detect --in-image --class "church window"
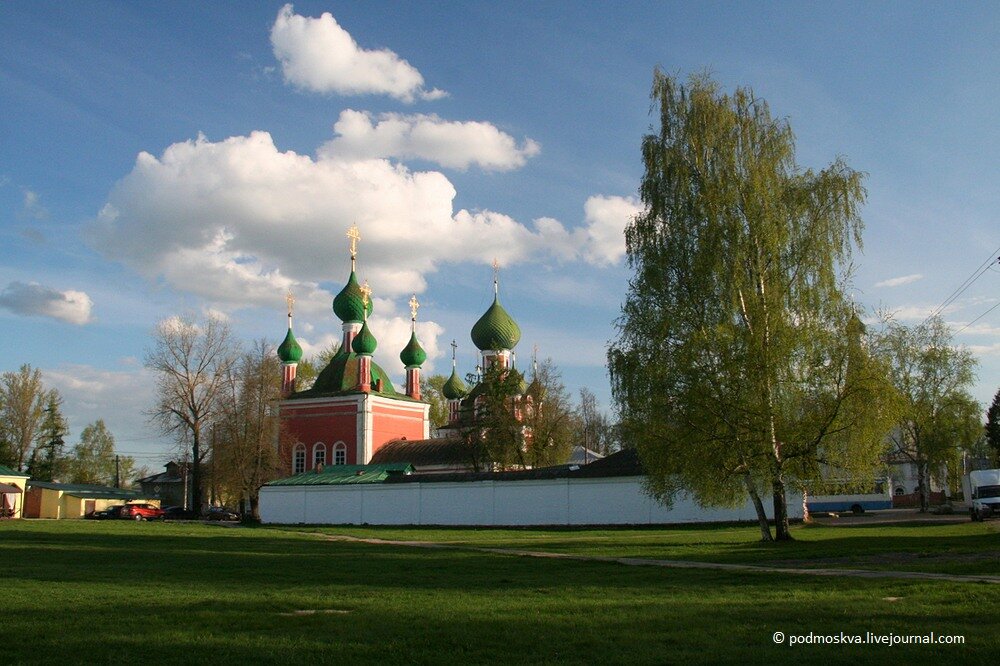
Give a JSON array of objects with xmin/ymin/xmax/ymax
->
[
  {"xmin": 293, "ymin": 444, "xmax": 306, "ymax": 474},
  {"xmin": 333, "ymin": 442, "xmax": 347, "ymax": 465},
  {"xmin": 313, "ymin": 442, "xmax": 327, "ymax": 468}
]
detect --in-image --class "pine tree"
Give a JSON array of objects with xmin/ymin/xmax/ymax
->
[{"xmin": 985, "ymin": 388, "xmax": 1000, "ymax": 461}]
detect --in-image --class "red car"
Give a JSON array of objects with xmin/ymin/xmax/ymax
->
[{"xmin": 121, "ymin": 503, "xmax": 165, "ymax": 521}]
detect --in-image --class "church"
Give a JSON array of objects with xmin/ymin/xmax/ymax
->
[{"xmin": 274, "ymin": 226, "xmax": 523, "ymax": 476}]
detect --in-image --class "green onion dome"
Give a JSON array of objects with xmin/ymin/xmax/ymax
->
[
  {"xmin": 277, "ymin": 326, "xmax": 303, "ymax": 364},
  {"xmin": 399, "ymin": 330, "xmax": 427, "ymax": 368},
  {"xmin": 470, "ymin": 295, "xmax": 521, "ymax": 351},
  {"xmin": 442, "ymin": 367, "xmax": 468, "ymax": 400},
  {"xmin": 332, "ymin": 271, "xmax": 373, "ymax": 323},
  {"xmin": 352, "ymin": 320, "xmax": 378, "ymax": 355}
]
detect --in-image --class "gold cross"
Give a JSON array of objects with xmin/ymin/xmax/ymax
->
[
  {"xmin": 408, "ymin": 294, "xmax": 420, "ymax": 322},
  {"xmin": 360, "ymin": 280, "xmax": 372, "ymax": 309},
  {"xmin": 285, "ymin": 291, "xmax": 295, "ymax": 317},
  {"xmin": 450, "ymin": 339, "xmax": 458, "ymax": 365},
  {"xmin": 346, "ymin": 224, "xmax": 361, "ymax": 259},
  {"xmin": 492, "ymin": 258, "xmax": 500, "ymax": 295}
]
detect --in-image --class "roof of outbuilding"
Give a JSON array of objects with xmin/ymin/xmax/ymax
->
[
  {"xmin": 0, "ymin": 465, "xmax": 29, "ymax": 478},
  {"xmin": 26, "ymin": 480, "xmax": 147, "ymax": 499},
  {"xmin": 370, "ymin": 437, "xmax": 474, "ymax": 467},
  {"xmin": 265, "ymin": 463, "xmax": 414, "ymax": 486}
]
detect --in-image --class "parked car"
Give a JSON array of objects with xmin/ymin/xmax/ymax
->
[
  {"xmin": 121, "ymin": 503, "xmax": 165, "ymax": 521},
  {"xmin": 86, "ymin": 505, "xmax": 124, "ymax": 520},
  {"xmin": 204, "ymin": 507, "xmax": 240, "ymax": 521},
  {"xmin": 162, "ymin": 505, "xmax": 199, "ymax": 520}
]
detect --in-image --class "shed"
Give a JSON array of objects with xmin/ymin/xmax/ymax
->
[
  {"xmin": 24, "ymin": 481, "xmax": 158, "ymax": 519},
  {"xmin": 0, "ymin": 465, "xmax": 30, "ymax": 519}
]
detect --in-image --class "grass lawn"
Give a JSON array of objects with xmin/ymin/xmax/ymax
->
[
  {"xmin": 293, "ymin": 520, "xmax": 1000, "ymax": 575},
  {"xmin": 3, "ymin": 520, "xmax": 996, "ymax": 664}
]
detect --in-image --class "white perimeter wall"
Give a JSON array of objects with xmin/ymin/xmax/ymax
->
[{"xmin": 260, "ymin": 476, "xmax": 804, "ymax": 526}]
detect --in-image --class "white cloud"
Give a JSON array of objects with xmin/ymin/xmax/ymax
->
[
  {"xmin": 875, "ymin": 273, "xmax": 923, "ymax": 288},
  {"xmin": 968, "ymin": 342, "xmax": 1000, "ymax": 356},
  {"xmin": 320, "ymin": 110, "xmax": 539, "ymax": 171},
  {"xmin": 270, "ymin": 4, "xmax": 445, "ymax": 102},
  {"xmin": 0, "ymin": 281, "xmax": 93, "ymax": 325},
  {"xmin": 532, "ymin": 195, "xmax": 642, "ymax": 266},
  {"xmin": 22, "ymin": 189, "xmax": 49, "ymax": 220}
]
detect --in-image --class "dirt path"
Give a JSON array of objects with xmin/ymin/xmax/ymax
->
[{"xmin": 299, "ymin": 531, "xmax": 1000, "ymax": 585}]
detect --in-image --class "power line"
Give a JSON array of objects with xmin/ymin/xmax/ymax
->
[
  {"xmin": 956, "ymin": 300, "xmax": 1000, "ymax": 335},
  {"xmin": 922, "ymin": 244, "xmax": 1000, "ymax": 325}
]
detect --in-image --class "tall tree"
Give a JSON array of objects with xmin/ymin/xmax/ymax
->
[
  {"xmin": 67, "ymin": 419, "xmax": 131, "ymax": 486},
  {"xmin": 460, "ymin": 364, "xmax": 528, "ymax": 471},
  {"xmin": 28, "ymin": 391, "xmax": 69, "ymax": 481},
  {"xmin": 421, "ymin": 374, "xmax": 449, "ymax": 430},
  {"xmin": 576, "ymin": 388, "xmax": 617, "ymax": 457},
  {"xmin": 213, "ymin": 339, "xmax": 284, "ymax": 520},
  {"xmin": 986, "ymin": 387, "xmax": 1000, "ymax": 462},
  {"xmin": 609, "ymin": 71, "xmax": 895, "ymax": 541},
  {"xmin": 145, "ymin": 314, "xmax": 237, "ymax": 511},
  {"xmin": 0, "ymin": 364, "xmax": 48, "ymax": 471},
  {"xmin": 522, "ymin": 359, "xmax": 575, "ymax": 468},
  {"xmin": 883, "ymin": 316, "xmax": 981, "ymax": 511}
]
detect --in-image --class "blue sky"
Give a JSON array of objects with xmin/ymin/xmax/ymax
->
[{"xmin": 1, "ymin": 2, "xmax": 998, "ymax": 468}]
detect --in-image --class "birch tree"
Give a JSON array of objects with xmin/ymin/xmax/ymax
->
[{"xmin": 609, "ymin": 71, "xmax": 896, "ymax": 541}]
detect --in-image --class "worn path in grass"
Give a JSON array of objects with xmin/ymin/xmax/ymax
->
[{"xmin": 294, "ymin": 530, "xmax": 1000, "ymax": 585}]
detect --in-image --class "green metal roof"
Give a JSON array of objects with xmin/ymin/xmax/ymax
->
[
  {"xmin": 291, "ymin": 346, "xmax": 407, "ymax": 399},
  {"xmin": 399, "ymin": 330, "xmax": 427, "ymax": 368},
  {"xmin": 277, "ymin": 326, "xmax": 304, "ymax": 363},
  {"xmin": 442, "ymin": 367, "xmax": 468, "ymax": 400},
  {"xmin": 471, "ymin": 295, "xmax": 521, "ymax": 351},
  {"xmin": 266, "ymin": 463, "xmax": 414, "ymax": 486},
  {"xmin": 352, "ymin": 319, "xmax": 378, "ymax": 355},
  {"xmin": 0, "ymin": 465, "xmax": 29, "ymax": 478},
  {"xmin": 332, "ymin": 270, "xmax": 373, "ymax": 324},
  {"xmin": 27, "ymin": 480, "xmax": 146, "ymax": 499}
]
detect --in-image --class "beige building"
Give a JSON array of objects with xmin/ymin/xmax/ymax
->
[
  {"xmin": 0, "ymin": 465, "xmax": 30, "ymax": 519},
  {"xmin": 24, "ymin": 481, "xmax": 158, "ymax": 519}
]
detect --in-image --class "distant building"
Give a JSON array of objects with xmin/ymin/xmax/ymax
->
[
  {"xmin": 23, "ymin": 480, "xmax": 157, "ymax": 519},
  {"xmin": 137, "ymin": 461, "xmax": 193, "ymax": 509},
  {"xmin": 0, "ymin": 465, "xmax": 30, "ymax": 519}
]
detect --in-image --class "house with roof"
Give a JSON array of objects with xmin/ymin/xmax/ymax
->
[
  {"xmin": 137, "ymin": 461, "xmax": 193, "ymax": 509},
  {"xmin": 23, "ymin": 480, "xmax": 158, "ymax": 519},
  {"xmin": 0, "ymin": 465, "xmax": 30, "ymax": 519}
]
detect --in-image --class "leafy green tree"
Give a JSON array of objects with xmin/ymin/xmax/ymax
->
[
  {"xmin": 68, "ymin": 419, "xmax": 126, "ymax": 486},
  {"xmin": 522, "ymin": 359, "xmax": 575, "ymax": 468},
  {"xmin": 986, "ymin": 388, "xmax": 1000, "ymax": 462},
  {"xmin": 460, "ymin": 364, "xmax": 528, "ymax": 471},
  {"xmin": 609, "ymin": 71, "xmax": 896, "ymax": 541},
  {"xmin": 421, "ymin": 374, "xmax": 449, "ymax": 430},
  {"xmin": 28, "ymin": 392, "xmax": 69, "ymax": 481},
  {"xmin": 883, "ymin": 316, "xmax": 981, "ymax": 511},
  {"xmin": 212, "ymin": 339, "xmax": 284, "ymax": 520},
  {"xmin": 0, "ymin": 364, "xmax": 48, "ymax": 471}
]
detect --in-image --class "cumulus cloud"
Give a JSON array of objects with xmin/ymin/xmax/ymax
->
[
  {"xmin": 875, "ymin": 273, "xmax": 923, "ymax": 288},
  {"xmin": 270, "ymin": 4, "xmax": 445, "ymax": 102},
  {"xmin": 533, "ymin": 195, "xmax": 642, "ymax": 266},
  {"xmin": 320, "ymin": 110, "xmax": 539, "ymax": 171},
  {"xmin": 0, "ymin": 281, "xmax": 93, "ymax": 324}
]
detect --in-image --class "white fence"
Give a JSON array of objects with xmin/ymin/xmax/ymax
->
[{"xmin": 260, "ymin": 476, "xmax": 804, "ymax": 526}]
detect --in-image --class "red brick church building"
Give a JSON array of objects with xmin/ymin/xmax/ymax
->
[{"xmin": 274, "ymin": 228, "xmax": 523, "ymax": 476}]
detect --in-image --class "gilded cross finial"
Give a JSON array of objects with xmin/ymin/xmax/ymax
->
[
  {"xmin": 285, "ymin": 291, "xmax": 295, "ymax": 326},
  {"xmin": 347, "ymin": 224, "xmax": 361, "ymax": 269},
  {"xmin": 450, "ymin": 339, "xmax": 458, "ymax": 366},
  {"xmin": 492, "ymin": 258, "xmax": 500, "ymax": 295},
  {"xmin": 408, "ymin": 294, "xmax": 420, "ymax": 322},
  {"xmin": 360, "ymin": 279, "xmax": 371, "ymax": 317}
]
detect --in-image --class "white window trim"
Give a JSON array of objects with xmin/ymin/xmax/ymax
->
[
  {"xmin": 313, "ymin": 442, "xmax": 327, "ymax": 468},
  {"xmin": 333, "ymin": 441, "xmax": 347, "ymax": 465},
  {"xmin": 292, "ymin": 444, "xmax": 306, "ymax": 474}
]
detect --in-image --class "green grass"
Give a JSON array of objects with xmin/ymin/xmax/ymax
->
[
  {"xmin": 289, "ymin": 520, "xmax": 1000, "ymax": 575},
  {"xmin": 3, "ymin": 520, "xmax": 996, "ymax": 664}
]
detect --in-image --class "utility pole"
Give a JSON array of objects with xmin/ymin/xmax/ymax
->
[{"xmin": 114, "ymin": 455, "xmax": 120, "ymax": 488}]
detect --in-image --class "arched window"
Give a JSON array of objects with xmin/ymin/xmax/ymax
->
[
  {"xmin": 292, "ymin": 444, "xmax": 306, "ymax": 474},
  {"xmin": 313, "ymin": 442, "xmax": 327, "ymax": 469},
  {"xmin": 333, "ymin": 441, "xmax": 347, "ymax": 465}
]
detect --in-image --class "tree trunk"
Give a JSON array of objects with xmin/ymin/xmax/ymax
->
[
  {"xmin": 192, "ymin": 430, "xmax": 203, "ymax": 513},
  {"xmin": 744, "ymin": 473, "xmax": 773, "ymax": 541},
  {"xmin": 917, "ymin": 460, "xmax": 930, "ymax": 513},
  {"xmin": 772, "ymin": 476, "xmax": 793, "ymax": 541},
  {"xmin": 249, "ymin": 492, "xmax": 260, "ymax": 522}
]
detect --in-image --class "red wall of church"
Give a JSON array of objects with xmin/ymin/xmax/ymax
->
[
  {"xmin": 371, "ymin": 402, "xmax": 426, "ymax": 457},
  {"xmin": 281, "ymin": 402, "xmax": 360, "ymax": 472}
]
